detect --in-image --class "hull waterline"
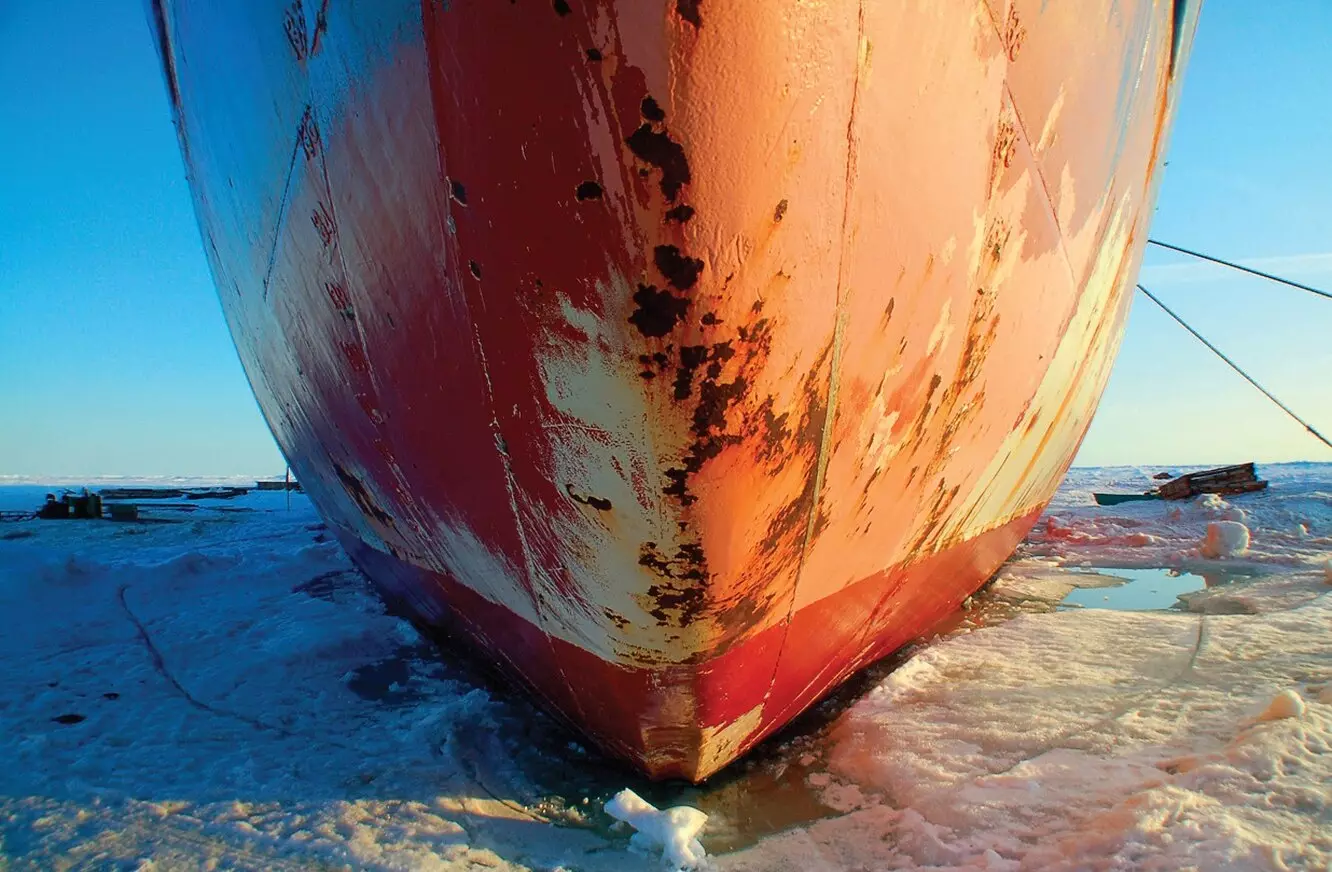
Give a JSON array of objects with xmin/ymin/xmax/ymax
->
[{"xmin": 151, "ymin": 0, "xmax": 1199, "ymax": 780}]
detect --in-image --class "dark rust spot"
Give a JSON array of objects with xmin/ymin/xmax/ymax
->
[
  {"xmin": 639, "ymin": 541, "xmax": 671, "ymax": 575},
  {"xmin": 662, "ymin": 320, "xmax": 772, "ymax": 506},
  {"xmin": 626, "ymin": 125, "xmax": 691, "ymax": 200},
  {"xmin": 449, "ymin": 179, "xmax": 467, "ymax": 205},
  {"xmin": 773, "ymin": 199, "xmax": 788, "ymax": 222},
  {"xmin": 469, "ymin": 260, "xmax": 482, "ymax": 279},
  {"xmin": 553, "ymin": 0, "xmax": 571, "ymax": 16},
  {"xmin": 103, "ymin": 692, "xmax": 119, "ymax": 700},
  {"xmin": 628, "ymin": 284, "xmax": 689, "ymax": 338},
  {"xmin": 676, "ymin": 0, "xmax": 701, "ymax": 27},
  {"xmin": 701, "ymin": 312, "xmax": 720, "ymax": 326},
  {"xmin": 641, "ymin": 96, "xmax": 665, "ymax": 122},
  {"xmin": 638, "ymin": 542, "xmax": 709, "ymax": 626},
  {"xmin": 654, "ymin": 245, "xmax": 703, "ymax": 291},
  {"xmin": 758, "ymin": 397, "xmax": 791, "ymax": 460},
  {"xmin": 586, "ymin": 47, "xmax": 603, "ymax": 61},
  {"xmin": 665, "ymin": 204, "xmax": 695, "ymax": 223},
  {"xmin": 673, "ymin": 345, "xmax": 708, "ymax": 400},
  {"xmin": 693, "ymin": 376, "xmax": 746, "ymax": 440},
  {"xmin": 53, "ymin": 714, "xmax": 85, "ymax": 725},
  {"xmin": 566, "ymin": 485, "xmax": 612, "ymax": 511},
  {"xmin": 663, "ymin": 468, "xmax": 692, "ymax": 505},
  {"xmin": 334, "ymin": 463, "xmax": 395, "ymax": 528},
  {"xmin": 575, "ymin": 180, "xmax": 603, "ymax": 200}
]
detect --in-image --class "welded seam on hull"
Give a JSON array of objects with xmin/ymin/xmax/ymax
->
[
  {"xmin": 973, "ymin": 0, "xmax": 1083, "ymax": 294},
  {"xmin": 279, "ymin": 13, "xmax": 435, "ymax": 546},
  {"xmin": 800, "ymin": 313, "xmax": 848, "ymax": 561},
  {"xmin": 985, "ymin": 1, "xmax": 1165, "ymax": 295},
  {"xmin": 761, "ymin": 0, "xmax": 867, "ymax": 706},
  {"xmin": 408, "ymin": 5, "xmax": 589, "ymax": 726},
  {"xmin": 308, "ymin": 95, "xmax": 435, "ymax": 542},
  {"xmin": 948, "ymin": 3, "xmax": 1115, "ymax": 529},
  {"xmin": 963, "ymin": 8, "xmax": 1172, "ymax": 536},
  {"xmin": 313, "ymin": 115, "xmax": 381, "ymax": 400},
  {"xmin": 468, "ymin": 325, "xmax": 591, "ymax": 724},
  {"xmin": 260, "ymin": 106, "xmax": 311, "ymax": 301}
]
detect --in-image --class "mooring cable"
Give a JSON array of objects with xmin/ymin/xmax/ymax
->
[
  {"xmin": 1147, "ymin": 239, "xmax": 1332, "ymax": 301},
  {"xmin": 1137, "ymin": 283, "xmax": 1332, "ymax": 450}
]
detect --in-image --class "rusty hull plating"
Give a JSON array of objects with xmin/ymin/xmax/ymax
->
[{"xmin": 150, "ymin": 0, "xmax": 1199, "ymax": 780}]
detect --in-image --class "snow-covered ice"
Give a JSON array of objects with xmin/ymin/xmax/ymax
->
[
  {"xmin": 604, "ymin": 789, "xmax": 708, "ymax": 870},
  {"xmin": 1202, "ymin": 520, "xmax": 1251, "ymax": 558},
  {"xmin": 1, "ymin": 462, "xmax": 1329, "ymax": 870}
]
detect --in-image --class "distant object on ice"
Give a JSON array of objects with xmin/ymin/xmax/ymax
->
[{"xmin": 1094, "ymin": 462, "xmax": 1268, "ymax": 506}]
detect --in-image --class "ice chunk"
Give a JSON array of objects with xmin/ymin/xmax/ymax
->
[
  {"xmin": 1323, "ymin": 558, "xmax": 1332, "ymax": 584},
  {"xmin": 604, "ymin": 788, "xmax": 707, "ymax": 870},
  {"xmin": 1257, "ymin": 689, "xmax": 1305, "ymax": 721},
  {"xmin": 1201, "ymin": 520, "xmax": 1250, "ymax": 558}
]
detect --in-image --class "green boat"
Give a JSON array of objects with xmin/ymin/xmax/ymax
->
[{"xmin": 1093, "ymin": 492, "xmax": 1162, "ymax": 507}]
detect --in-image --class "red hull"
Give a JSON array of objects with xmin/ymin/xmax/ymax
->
[
  {"xmin": 151, "ymin": 0, "xmax": 1198, "ymax": 778},
  {"xmin": 342, "ymin": 507, "xmax": 1042, "ymax": 778}
]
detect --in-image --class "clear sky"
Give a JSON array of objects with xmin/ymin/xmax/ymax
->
[{"xmin": 1, "ymin": 1, "xmax": 1328, "ymax": 477}]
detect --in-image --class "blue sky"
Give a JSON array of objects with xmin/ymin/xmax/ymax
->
[
  {"xmin": 1, "ymin": 1, "xmax": 1328, "ymax": 477},
  {"xmin": 1080, "ymin": 0, "xmax": 1332, "ymax": 466}
]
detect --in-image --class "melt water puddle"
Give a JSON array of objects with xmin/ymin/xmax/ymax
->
[{"xmin": 1062, "ymin": 567, "xmax": 1264, "ymax": 611}]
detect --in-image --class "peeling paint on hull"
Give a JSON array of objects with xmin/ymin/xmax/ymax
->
[{"xmin": 150, "ymin": 0, "xmax": 1200, "ymax": 780}]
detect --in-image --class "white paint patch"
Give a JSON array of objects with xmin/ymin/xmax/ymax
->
[
  {"xmin": 420, "ymin": 512, "xmax": 540, "ymax": 625},
  {"xmin": 696, "ymin": 702, "xmax": 765, "ymax": 780},
  {"xmin": 1036, "ymin": 86, "xmax": 1066, "ymax": 154},
  {"xmin": 1057, "ymin": 162, "xmax": 1077, "ymax": 232},
  {"xmin": 939, "ymin": 192, "xmax": 1137, "ymax": 545},
  {"xmin": 863, "ymin": 403, "xmax": 903, "ymax": 476},
  {"xmin": 940, "ymin": 235, "xmax": 958, "ymax": 265},
  {"xmin": 529, "ymin": 272, "xmax": 692, "ymax": 663},
  {"xmin": 926, "ymin": 298, "xmax": 953, "ymax": 355}
]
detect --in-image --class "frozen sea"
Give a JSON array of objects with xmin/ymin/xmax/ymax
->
[{"xmin": 1, "ymin": 465, "xmax": 1329, "ymax": 870}]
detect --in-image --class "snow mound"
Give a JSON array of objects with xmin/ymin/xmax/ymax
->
[
  {"xmin": 1201, "ymin": 520, "xmax": 1250, "ymax": 558},
  {"xmin": 605, "ymin": 788, "xmax": 708, "ymax": 870},
  {"xmin": 1257, "ymin": 690, "xmax": 1305, "ymax": 722}
]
